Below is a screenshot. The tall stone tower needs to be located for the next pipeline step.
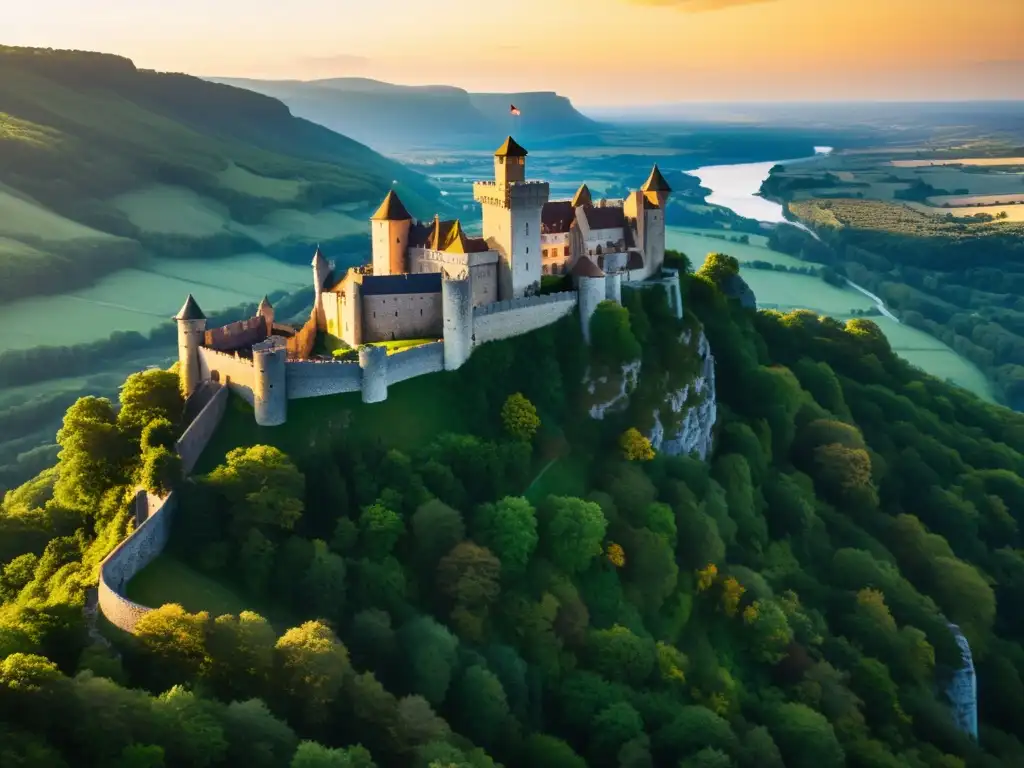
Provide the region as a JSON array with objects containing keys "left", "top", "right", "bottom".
[
  {"left": 175, "top": 294, "right": 206, "bottom": 398},
  {"left": 474, "top": 136, "right": 549, "bottom": 301},
  {"left": 252, "top": 336, "right": 287, "bottom": 427},
  {"left": 370, "top": 190, "right": 413, "bottom": 276},
  {"left": 641, "top": 164, "right": 671, "bottom": 276}
]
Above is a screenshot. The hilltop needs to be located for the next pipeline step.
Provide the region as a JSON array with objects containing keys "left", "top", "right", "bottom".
[
  {"left": 0, "top": 46, "right": 445, "bottom": 301},
  {"left": 210, "top": 76, "right": 602, "bottom": 151}
]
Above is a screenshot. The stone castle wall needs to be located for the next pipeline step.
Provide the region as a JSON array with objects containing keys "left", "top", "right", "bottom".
[
  {"left": 98, "top": 489, "right": 178, "bottom": 634},
  {"left": 205, "top": 316, "right": 265, "bottom": 352},
  {"left": 99, "top": 376, "right": 230, "bottom": 634},
  {"left": 198, "top": 347, "right": 255, "bottom": 405},
  {"left": 286, "top": 312, "right": 318, "bottom": 360},
  {"left": 176, "top": 384, "right": 229, "bottom": 474},
  {"left": 361, "top": 291, "right": 442, "bottom": 343},
  {"left": 387, "top": 342, "right": 445, "bottom": 385},
  {"left": 286, "top": 360, "right": 363, "bottom": 399},
  {"left": 473, "top": 291, "right": 577, "bottom": 345}
]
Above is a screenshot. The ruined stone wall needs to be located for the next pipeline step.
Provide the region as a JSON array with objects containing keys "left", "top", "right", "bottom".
[
  {"left": 97, "top": 490, "right": 177, "bottom": 634},
  {"left": 286, "top": 312, "right": 318, "bottom": 359},
  {"left": 472, "top": 291, "right": 577, "bottom": 345},
  {"left": 198, "top": 347, "right": 255, "bottom": 405},
  {"left": 361, "top": 292, "right": 443, "bottom": 343},
  {"left": 176, "top": 384, "right": 228, "bottom": 474},
  {"left": 386, "top": 342, "right": 444, "bottom": 385},
  {"left": 285, "top": 360, "right": 362, "bottom": 399}
]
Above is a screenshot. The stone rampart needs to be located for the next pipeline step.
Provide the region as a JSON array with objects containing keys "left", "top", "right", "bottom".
[
  {"left": 286, "top": 312, "right": 318, "bottom": 360},
  {"left": 198, "top": 347, "right": 255, "bottom": 405},
  {"left": 387, "top": 342, "right": 445, "bottom": 385},
  {"left": 97, "top": 490, "right": 177, "bottom": 634},
  {"left": 473, "top": 291, "right": 577, "bottom": 345},
  {"left": 286, "top": 360, "right": 363, "bottom": 399},
  {"left": 176, "top": 384, "right": 228, "bottom": 474},
  {"left": 205, "top": 316, "right": 266, "bottom": 351}
]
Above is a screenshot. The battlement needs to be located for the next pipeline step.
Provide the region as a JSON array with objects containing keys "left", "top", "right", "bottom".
[
  {"left": 473, "top": 180, "right": 550, "bottom": 208},
  {"left": 473, "top": 290, "right": 576, "bottom": 317}
]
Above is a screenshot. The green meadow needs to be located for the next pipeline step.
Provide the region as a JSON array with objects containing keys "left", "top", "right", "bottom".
[{"left": 0, "top": 253, "right": 312, "bottom": 353}]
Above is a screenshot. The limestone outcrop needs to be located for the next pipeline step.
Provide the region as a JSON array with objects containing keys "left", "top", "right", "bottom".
[{"left": 585, "top": 325, "right": 718, "bottom": 461}]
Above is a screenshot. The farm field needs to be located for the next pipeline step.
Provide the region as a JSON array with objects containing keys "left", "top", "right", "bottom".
[
  {"left": 906, "top": 202, "right": 1024, "bottom": 222},
  {"left": 667, "top": 228, "right": 798, "bottom": 267},
  {"left": 926, "top": 193, "right": 1024, "bottom": 207},
  {"left": 0, "top": 253, "right": 311, "bottom": 353},
  {"left": 891, "top": 157, "right": 1024, "bottom": 167}
]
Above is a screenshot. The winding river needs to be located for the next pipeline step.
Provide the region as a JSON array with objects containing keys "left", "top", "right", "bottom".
[{"left": 681, "top": 149, "right": 995, "bottom": 401}]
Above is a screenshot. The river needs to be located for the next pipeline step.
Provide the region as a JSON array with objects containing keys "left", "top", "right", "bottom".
[{"left": 680, "top": 149, "right": 995, "bottom": 401}]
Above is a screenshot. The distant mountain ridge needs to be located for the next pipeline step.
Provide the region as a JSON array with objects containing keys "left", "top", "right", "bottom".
[
  {"left": 210, "top": 76, "right": 602, "bottom": 151},
  {"left": 0, "top": 46, "right": 445, "bottom": 300}
]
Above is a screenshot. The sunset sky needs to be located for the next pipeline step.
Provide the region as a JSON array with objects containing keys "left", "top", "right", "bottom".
[{"left": 8, "top": 0, "right": 1024, "bottom": 104}]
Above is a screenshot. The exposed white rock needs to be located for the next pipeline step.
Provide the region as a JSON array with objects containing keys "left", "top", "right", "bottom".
[
  {"left": 649, "top": 330, "right": 717, "bottom": 460},
  {"left": 586, "top": 360, "right": 641, "bottom": 420}
]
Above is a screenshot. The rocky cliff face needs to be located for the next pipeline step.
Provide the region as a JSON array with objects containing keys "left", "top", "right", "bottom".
[
  {"left": 584, "top": 326, "right": 718, "bottom": 461},
  {"left": 649, "top": 330, "right": 717, "bottom": 460}
]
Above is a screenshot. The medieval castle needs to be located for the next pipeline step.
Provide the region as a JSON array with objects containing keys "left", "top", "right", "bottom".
[{"left": 174, "top": 137, "right": 683, "bottom": 425}]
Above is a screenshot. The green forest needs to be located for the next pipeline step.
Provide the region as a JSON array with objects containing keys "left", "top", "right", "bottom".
[{"left": 4, "top": 249, "right": 1024, "bottom": 767}]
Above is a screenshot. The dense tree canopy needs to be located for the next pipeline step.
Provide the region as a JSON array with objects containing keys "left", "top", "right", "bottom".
[{"left": 6, "top": 247, "right": 1024, "bottom": 768}]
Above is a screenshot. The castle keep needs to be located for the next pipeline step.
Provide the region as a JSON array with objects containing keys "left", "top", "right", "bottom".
[{"left": 175, "top": 137, "right": 680, "bottom": 425}]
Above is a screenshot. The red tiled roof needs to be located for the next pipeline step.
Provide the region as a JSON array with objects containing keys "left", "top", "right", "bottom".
[
  {"left": 572, "top": 255, "right": 605, "bottom": 278},
  {"left": 542, "top": 201, "right": 575, "bottom": 234},
  {"left": 583, "top": 205, "right": 626, "bottom": 230}
]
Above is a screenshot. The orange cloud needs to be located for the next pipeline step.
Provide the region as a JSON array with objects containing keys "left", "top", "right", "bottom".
[{"left": 628, "top": 0, "right": 776, "bottom": 10}]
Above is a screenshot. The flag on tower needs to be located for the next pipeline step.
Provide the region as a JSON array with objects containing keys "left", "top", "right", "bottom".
[{"left": 510, "top": 104, "right": 521, "bottom": 116}]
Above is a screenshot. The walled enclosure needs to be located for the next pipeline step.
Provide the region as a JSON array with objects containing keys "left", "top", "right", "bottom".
[{"left": 98, "top": 382, "right": 228, "bottom": 634}]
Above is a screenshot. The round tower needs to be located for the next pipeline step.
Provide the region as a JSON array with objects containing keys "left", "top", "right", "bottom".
[
  {"left": 175, "top": 294, "right": 206, "bottom": 398},
  {"left": 578, "top": 275, "right": 607, "bottom": 345},
  {"left": 370, "top": 190, "right": 413, "bottom": 276},
  {"left": 605, "top": 272, "right": 622, "bottom": 305},
  {"left": 252, "top": 336, "right": 288, "bottom": 426},
  {"left": 359, "top": 345, "right": 388, "bottom": 404},
  {"left": 442, "top": 272, "right": 473, "bottom": 370}
]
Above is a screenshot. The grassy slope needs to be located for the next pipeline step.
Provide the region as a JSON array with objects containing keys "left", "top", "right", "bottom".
[{"left": 0, "top": 46, "right": 444, "bottom": 300}]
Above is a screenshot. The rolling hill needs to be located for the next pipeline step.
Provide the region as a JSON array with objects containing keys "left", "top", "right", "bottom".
[
  {"left": 209, "top": 76, "right": 603, "bottom": 151},
  {"left": 0, "top": 46, "right": 446, "bottom": 301}
]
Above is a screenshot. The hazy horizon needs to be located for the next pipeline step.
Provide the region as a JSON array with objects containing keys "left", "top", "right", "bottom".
[{"left": 9, "top": 0, "right": 1024, "bottom": 105}]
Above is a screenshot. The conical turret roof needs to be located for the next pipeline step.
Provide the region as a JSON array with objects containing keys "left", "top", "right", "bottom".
[
  {"left": 495, "top": 136, "right": 528, "bottom": 158},
  {"left": 370, "top": 189, "right": 412, "bottom": 221},
  {"left": 641, "top": 164, "right": 672, "bottom": 193},
  {"left": 312, "top": 244, "right": 326, "bottom": 267},
  {"left": 175, "top": 294, "right": 205, "bottom": 321},
  {"left": 571, "top": 183, "right": 593, "bottom": 208},
  {"left": 258, "top": 295, "right": 272, "bottom": 311}
]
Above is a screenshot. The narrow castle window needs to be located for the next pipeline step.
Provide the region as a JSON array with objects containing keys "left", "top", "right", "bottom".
[{"left": 526, "top": 223, "right": 529, "bottom": 235}]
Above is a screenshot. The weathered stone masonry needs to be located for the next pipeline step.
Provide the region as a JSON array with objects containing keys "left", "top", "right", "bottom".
[{"left": 98, "top": 382, "right": 228, "bottom": 634}]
